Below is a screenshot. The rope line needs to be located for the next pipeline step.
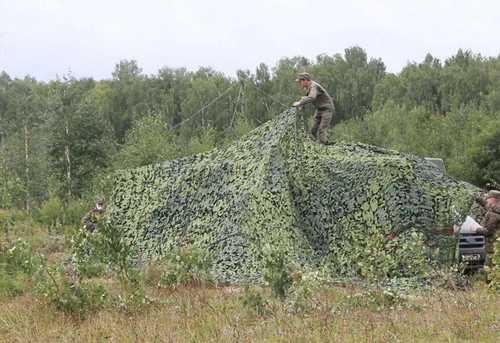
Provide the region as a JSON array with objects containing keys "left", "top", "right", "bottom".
[
  {"left": 171, "top": 83, "right": 237, "bottom": 130},
  {"left": 170, "top": 80, "right": 297, "bottom": 131},
  {"left": 246, "top": 81, "right": 293, "bottom": 109}
]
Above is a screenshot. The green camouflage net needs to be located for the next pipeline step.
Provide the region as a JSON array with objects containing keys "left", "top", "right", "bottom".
[{"left": 109, "top": 108, "right": 477, "bottom": 282}]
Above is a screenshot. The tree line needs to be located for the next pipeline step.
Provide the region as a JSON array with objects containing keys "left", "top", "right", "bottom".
[{"left": 0, "top": 47, "right": 499, "bottom": 211}]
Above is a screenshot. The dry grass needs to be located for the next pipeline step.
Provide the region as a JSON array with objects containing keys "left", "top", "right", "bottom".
[
  {"left": 1, "top": 226, "right": 498, "bottom": 342},
  {"left": 0, "top": 282, "right": 498, "bottom": 343}
]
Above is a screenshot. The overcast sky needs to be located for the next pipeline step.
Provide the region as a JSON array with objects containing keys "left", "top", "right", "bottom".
[{"left": 1, "top": 0, "right": 499, "bottom": 81}]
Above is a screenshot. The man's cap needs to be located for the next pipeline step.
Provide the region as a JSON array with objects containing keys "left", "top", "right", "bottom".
[
  {"left": 96, "top": 198, "right": 105, "bottom": 205},
  {"left": 486, "top": 190, "right": 500, "bottom": 199},
  {"left": 296, "top": 72, "right": 311, "bottom": 81}
]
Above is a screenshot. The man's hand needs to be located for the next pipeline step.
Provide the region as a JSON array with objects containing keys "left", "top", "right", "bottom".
[{"left": 292, "top": 101, "right": 301, "bottom": 107}]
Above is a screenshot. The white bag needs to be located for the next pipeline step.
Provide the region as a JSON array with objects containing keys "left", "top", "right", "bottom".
[{"left": 454, "top": 215, "right": 483, "bottom": 234}]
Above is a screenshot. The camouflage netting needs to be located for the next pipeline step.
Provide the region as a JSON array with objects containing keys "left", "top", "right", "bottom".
[{"left": 108, "top": 108, "right": 478, "bottom": 282}]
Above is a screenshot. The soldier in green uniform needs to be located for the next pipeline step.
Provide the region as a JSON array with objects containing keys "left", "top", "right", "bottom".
[
  {"left": 474, "top": 190, "right": 500, "bottom": 261},
  {"left": 292, "top": 72, "right": 335, "bottom": 144},
  {"left": 82, "top": 199, "right": 106, "bottom": 233}
]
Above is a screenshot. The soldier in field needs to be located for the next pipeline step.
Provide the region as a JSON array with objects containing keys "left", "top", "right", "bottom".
[
  {"left": 82, "top": 198, "right": 106, "bottom": 233},
  {"left": 292, "top": 72, "right": 335, "bottom": 144},
  {"left": 475, "top": 190, "right": 500, "bottom": 262}
]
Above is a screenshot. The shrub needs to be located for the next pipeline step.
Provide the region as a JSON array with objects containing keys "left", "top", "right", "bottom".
[
  {"left": 75, "top": 260, "right": 107, "bottom": 279},
  {"left": 0, "top": 270, "right": 25, "bottom": 298},
  {"left": 158, "top": 244, "right": 213, "bottom": 288},
  {"left": 286, "top": 270, "right": 324, "bottom": 313},
  {"left": 240, "top": 286, "right": 269, "bottom": 316},
  {"left": 262, "top": 244, "right": 292, "bottom": 300},
  {"left": 0, "top": 209, "right": 15, "bottom": 240},
  {"left": 71, "top": 222, "right": 138, "bottom": 284},
  {"left": 37, "top": 196, "right": 64, "bottom": 233},
  {"left": 466, "top": 120, "right": 500, "bottom": 186},
  {"left": 336, "top": 229, "right": 433, "bottom": 282},
  {"left": 428, "top": 265, "right": 470, "bottom": 290},
  {"left": 486, "top": 238, "right": 499, "bottom": 292},
  {"left": 144, "top": 261, "right": 165, "bottom": 287},
  {"left": 71, "top": 230, "right": 107, "bottom": 279},
  {"left": 113, "top": 275, "right": 153, "bottom": 314},
  {"left": 70, "top": 227, "right": 153, "bottom": 313},
  {"left": 0, "top": 239, "right": 45, "bottom": 298},
  {"left": 34, "top": 266, "right": 108, "bottom": 319},
  {"left": 64, "top": 199, "right": 90, "bottom": 228},
  {"left": 1, "top": 210, "right": 36, "bottom": 238},
  {"left": 3, "top": 239, "right": 45, "bottom": 275}
]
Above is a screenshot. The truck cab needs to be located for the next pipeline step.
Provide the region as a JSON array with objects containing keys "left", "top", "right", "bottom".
[
  {"left": 424, "top": 157, "right": 487, "bottom": 269},
  {"left": 455, "top": 216, "right": 487, "bottom": 270}
]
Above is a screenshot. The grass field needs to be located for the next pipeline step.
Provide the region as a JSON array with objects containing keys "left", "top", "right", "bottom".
[
  {"left": 1, "top": 281, "right": 498, "bottom": 342},
  {"left": 0, "top": 224, "right": 499, "bottom": 343}
]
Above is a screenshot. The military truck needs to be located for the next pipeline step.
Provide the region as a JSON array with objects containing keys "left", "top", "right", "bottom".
[
  {"left": 454, "top": 216, "right": 487, "bottom": 270},
  {"left": 424, "top": 157, "right": 487, "bottom": 269}
]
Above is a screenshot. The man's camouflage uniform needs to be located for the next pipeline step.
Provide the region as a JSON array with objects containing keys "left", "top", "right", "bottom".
[
  {"left": 295, "top": 75, "right": 335, "bottom": 144},
  {"left": 82, "top": 206, "right": 105, "bottom": 233},
  {"left": 475, "top": 190, "right": 500, "bottom": 259}
]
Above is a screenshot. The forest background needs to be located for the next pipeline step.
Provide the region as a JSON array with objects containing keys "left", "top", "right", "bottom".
[{"left": 1, "top": 47, "right": 499, "bottom": 216}]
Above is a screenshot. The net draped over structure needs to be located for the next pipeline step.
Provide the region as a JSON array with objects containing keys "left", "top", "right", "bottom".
[{"left": 109, "top": 108, "right": 477, "bottom": 282}]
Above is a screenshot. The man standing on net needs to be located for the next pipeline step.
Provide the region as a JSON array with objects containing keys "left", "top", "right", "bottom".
[{"left": 292, "top": 72, "right": 335, "bottom": 144}]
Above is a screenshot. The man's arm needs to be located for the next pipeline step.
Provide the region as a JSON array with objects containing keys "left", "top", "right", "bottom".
[{"left": 293, "top": 83, "right": 318, "bottom": 107}]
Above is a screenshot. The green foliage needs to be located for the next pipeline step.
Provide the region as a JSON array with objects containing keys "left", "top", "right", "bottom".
[
  {"left": 262, "top": 244, "right": 293, "bottom": 299},
  {"left": 285, "top": 270, "right": 323, "bottom": 313},
  {"left": 0, "top": 169, "right": 25, "bottom": 209},
  {"left": 352, "top": 230, "right": 432, "bottom": 281},
  {"left": 34, "top": 266, "right": 108, "bottom": 319},
  {"left": 46, "top": 77, "right": 114, "bottom": 198},
  {"left": 312, "top": 47, "right": 386, "bottom": 121},
  {"left": 486, "top": 238, "right": 499, "bottom": 292},
  {"left": 70, "top": 225, "right": 153, "bottom": 313},
  {"left": 33, "top": 197, "right": 88, "bottom": 233},
  {"left": 157, "top": 244, "right": 213, "bottom": 288},
  {"left": 0, "top": 209, "right": 15, "bottom": 239},
  {"left": 76, "top": 260, "right": 107, "bottom": 279},
  {"left": 331, "top": 289, "right": 409, "bottom": 313},
  {"left": 36, "top": 196, "right": 64, "bottom": 232},
  {"left": 183, "top": 127, "right": 218, "bottom": 156},
  {"left": 70, "top": 230, "right": 108, "bottom": 278},
  {"left": 2, "top": 48, "right": 500, "bottom": 211},
  {"left": 0, "top": 270, "right": 24, "bottom": 298},
  {"left": 71, "top": 222, "right": 137, "bottom": 283},
  {"left": 240, "top": 286, "right": 270, "bottom": 316},
  {"left": 0, "top": 238, "right": 44, "bottom": 298},
  {"left": 64, "top": 199, "right": 90, "bottom": 227},
  {"left": 466, "top": 120, "right": 500, "bottom": 186},
  {"left": 428, "top": 265, "right": 471, "bottom": 290},
  {"left": 332, "top": 103, "right": 494, "bottom": 184},
  {"left": 114, "top": 280, "right": 152, "bottom": 314},
  {"left": 111, "top": 115, "right": 179, "bottom": 170},
  {"left": 2, "top": 238, "right": 45, "bottom": 275}
]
